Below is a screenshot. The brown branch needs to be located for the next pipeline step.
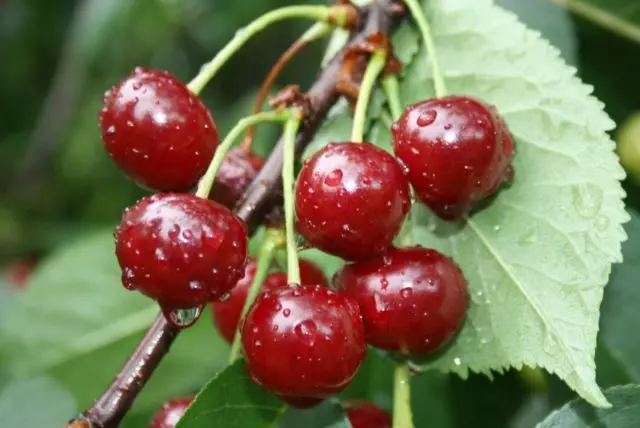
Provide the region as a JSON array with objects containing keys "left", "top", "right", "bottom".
[{"left": 66, "top": 1, "right": 400, "bottom": 427}]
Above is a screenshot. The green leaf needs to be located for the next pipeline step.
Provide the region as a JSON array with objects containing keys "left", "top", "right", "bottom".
[
  {"left": 386, "top": 0, "right": 628, "bottom": 407},
  {"left": 176, "top": 360, "right": 286, "bottom": 428},
  {"left": 547, "top": 0, "right": 640, "bottom": 45},
  {"left": 0, "top": 231, "right": 228, "bottom": 413},
  {"left": 0, "top": 376, "right": 76, "bottom": 427},
  {"left": 597, "top": 210, "right": 640, "bottom": 386},
  {"left": 278, "top": 400, "right": 352, "bottom": 428},
  {"left": 537, "top": 384, "right": 640, "bottom": 427}
]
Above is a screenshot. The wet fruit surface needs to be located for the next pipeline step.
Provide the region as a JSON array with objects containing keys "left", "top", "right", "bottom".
[
  {"left": 242, "top": 285, "right": 366, "bottom": 399},
  {"left": 295, "top": 142, "right": 411, "bottom": 261},
  {"left": 334, "top": 246, "right": 468, "bottom": 355},
  {"left": 115, "top": 193, "right": 248, "bottom": 309},
  {"left": 149, "top": 397, "right": 192, "bottom": 428},
  {"left": 212, "top": 259, "right": 329, "bottom": 343},
  {"left": 209, "top": 147, "right": 265, "bottom": 209},
  {"left": 100, "top": 67, "right": 219, "bottom": 192},
  {"left": 391, "top": 96, "right": 514, "bottom": 220},
  {"left": 343, "top": 401, "right": 391, "bottom": 428}
]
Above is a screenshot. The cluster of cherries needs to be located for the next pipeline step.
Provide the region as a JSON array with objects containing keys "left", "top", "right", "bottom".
[{"left": 100, "top": 64, "right": 514, "bottom": 426}]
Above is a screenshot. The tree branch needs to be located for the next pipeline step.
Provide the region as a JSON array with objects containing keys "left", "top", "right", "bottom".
[{"left": 66, "top": 2, "right": 400, "bottom": 426}]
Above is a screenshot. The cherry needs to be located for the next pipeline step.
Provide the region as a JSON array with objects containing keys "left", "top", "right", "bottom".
[
  {"left": 211, "top": 259, "right": 328, "bottom": 343},
  {"left": 242, "top": 285, "right": 366, "bottom": 401},
  {"left": 100, "top": 67, "right": 219, "bottom": 192},
  {"left": 343, "top": 401, "right": 391, "bottom": 428},
  {"left": 334, "top": 246, "right": 468, "bottom": 355},
  {"left": 115, "top": 193, "right": 248, "bottom": 310},
  {"left": 209, "top": 147, "right": 265, "bottom": 209},
  {"left": 295, "top": 142, "right": 411, "bottom": 261},
  {"left": 391, "top": 95, "right": 514, "bottom": 220},
  {"left": 4, "top": 260, "right": 35, "bottom": 289},
  {"left": 149, "top": 397, "right": 192, "bottom": 428},
  {"left": 279, "top": 395, "right": 324, "bottom": 409}
]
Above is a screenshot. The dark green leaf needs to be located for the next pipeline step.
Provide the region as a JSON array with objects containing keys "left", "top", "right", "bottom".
[
  {"left": 0, "top": 231, "right": 227, "bottom": 413},
  {"left": 0, "top": 376, "right": 76, "bottom": 428},
  {"left": 279, "top": 400, "right": 352, "bottom": 428},
  {"left": 176, "top": 360, "right": 285, "bottom": 428},
  {"left": 548, "top": 0, "right": 640, "bottom": 44},
  {"left": 597, "top": 210, "right": 640, "bottom": 386},
  {"left": 537, "top": 384, "right": 640, "bottom": 427}
]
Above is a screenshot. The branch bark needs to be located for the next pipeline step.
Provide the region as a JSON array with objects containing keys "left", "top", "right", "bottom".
[{"left": 66, "top": 2, "right": 400, "bottom": 426}]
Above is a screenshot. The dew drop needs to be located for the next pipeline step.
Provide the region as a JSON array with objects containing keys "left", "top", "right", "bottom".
[
  {"left": 106, "top": 125, "right": 116, "bottom": 135},
  {"left": 324, "top": 169, "right": 343, "bottom": 187},
  {"left": 380, "top": 278, "right": 389, "bottom": 290},
  {"left": 416, "top": 109, "right": 437, "bottom": 127},
  {"left": 443, "top": 123, "right": 453, "bottom": 130},
  {"left": 126, "top": 120, "right": 134, "bottom": 128},
  {"left": 189, "top": 280, "right": 203, "bottom": 291},
  {"left": 453, "top": 357, "right": 462, "bottom": 366},
  {"left": 122, "top": 268, "right": 137, "bottom": 290},
  {"left": 572, "top": 183, "right": 603, "bottom": 219},
  {"left": 294, "top": 320, "right": 318, "bottom": 346},
  {"left": 163, "top": 305, "right": 203, "bottom": 329},
  {"left": 595, "top": 215, "right": 609, "bottom": 231},
  {"left": 400, "top": 287, "right": 413, "bottom": 299},
  {"left": 283, "top": 308, "right": 291, "bottom": 317}
]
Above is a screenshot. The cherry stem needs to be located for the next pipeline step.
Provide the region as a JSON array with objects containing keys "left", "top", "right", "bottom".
[
  {"left": 194, "top": 110, "right": 292, "bottom": 199},
  {"left": 241, "top": 22, "right": 332, "bottom": 153},
  {"left": 187, "top": 5, "right": 341, "bottom": 95},
  {"left": 227, "top": 229, "right": 283, "bottom": 364},
  {"left": 382, "top": 75, "right": 403, "bottom": 120},
  {"left": 282, "top": 110, "right": 303, "bottom": 284},
  {"left": 383, "top": 74, "right": 415, "bottom": 246},
  {"left": 351, "top": 48, "right": 387, "bottom": 142},
  {"left": 393, "top": 362, "right": 415, "bottom": 428},
  {"left": 402, "top": 0, "right": 447, "bottom": 98}
]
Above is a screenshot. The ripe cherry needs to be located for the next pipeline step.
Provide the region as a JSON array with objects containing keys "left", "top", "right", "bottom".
[
  {"left": 211, "top": 258, "right": 328, "bottom": 343},
  {"left": 334, "top": 246, "right": 468, "bottom": 355},
  {"left": 343, "top": 401, "right": 391, "bottom": 428},
  {"left": 295, "top": 142, "right": 411, "bottom": 261},
  {"left": 100, "top": 67, "right": 219, "bottom": 192},
  {"left": 4, "top": 260, "right": 35, "bottom": 289},
  {"left": 149, "top": 397, "right": 192, "bottom": 428},
  {"left": 391, "top": 96, "right": 514, "bottom": 221},
  {"left": 209, "top": 147, "right": 265, "bottom": 209},
  {"left": 115, "top": 193, "right": 248, "bottom": 310},
  {"left": 242, "top": 285, "right": 366, "bottom": 401}
]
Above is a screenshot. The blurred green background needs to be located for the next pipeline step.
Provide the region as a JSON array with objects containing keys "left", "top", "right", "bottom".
[{"left": 0, "top": 0, "right": 639, "bottom": 426}]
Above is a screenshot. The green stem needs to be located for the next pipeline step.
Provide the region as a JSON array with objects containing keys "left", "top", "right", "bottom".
[
  {"left": 282, "top": 111, "right": 303, "bottom": 284},
  {"left": 382, "top": 75, "right": 404, "bottom": 121},
  {"left": 227, "top": 231, "right": 281, "bottom": 364},
  {"left": 194, "top": 111, "right": 291, "bottom": 199},
  {"left": 403, "top": 0, "right": 447, "bottom": 97},
  {"left": 187, "top": 5, "right": 334, "bottom": 94},
  {"left": 393, "top": 362, "right": 415, "bottom": 428},
  {"left": 351, "top": 49, "right": 387, "bottom": 142}
]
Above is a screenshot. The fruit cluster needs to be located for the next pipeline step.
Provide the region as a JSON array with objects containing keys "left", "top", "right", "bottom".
[{"left": 100, "top": 58, "right": 513, "bottom": 424}]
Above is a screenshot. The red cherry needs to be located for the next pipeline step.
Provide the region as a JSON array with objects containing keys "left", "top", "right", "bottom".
[
  {"left": 295, "top": 142, "right": 411, "bottom": 261},
  {"left": 242, "top": 285, "right": 366, "bottom": 400},
  {"left": 279, "top": 395, "right": 324, "bottom": 409},
  {"left": 334, "top": 246, "right": 468, "bottom": 355},
  {"left": 115, "top": 193, "right": 248, "bottom": 310},
  {"left": 211, "top": 259, "right": 328, "bottom": 343},
  {"left": 343, "top": 401, "right": 391, "bottom": 428},
  {"left": 149, "top": 397, "right": 192, "bottom": 428},
  {"left": 209, "top": 147, "right": 265, "bottom": 209},
  {"left": 391, "top": 96, "right": 514, "bottom": 220},
  {"left": 100, "top": 67, "right": 219, "bottom": 192}
]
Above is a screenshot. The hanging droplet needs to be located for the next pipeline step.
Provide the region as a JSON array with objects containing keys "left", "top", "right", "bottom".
[{"left": 162, "top": 305, "right": 204, "bottom": 329}]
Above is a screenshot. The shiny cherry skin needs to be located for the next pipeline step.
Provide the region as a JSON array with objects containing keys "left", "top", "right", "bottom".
[
  {"left": 149, "top": 397, "right": 192, "bottom": 428},
  {"left": 209, "top": 147, "right": 265, "bottom": 209},
  {"left": 343, "top": 401, "right": 391, "bottom": 428},
  {"left": 211, "top": 259, "right": 328, "bottom": 343},
  {"left": 295, "top": 142, "right": 411, "bottom": 261},
  {"left": 334, "top": 246, "right": 468, "bottom": 355},
  {"left": 115, "top": 193, "right": 248, "bottom": 310},
  {"left": 100, "top": 67, "right": 219, "bottom": 192},
  {"left": 391, "top": 96, "right": 514, "bottom": 220},
  {"left": 242, "top": 285, "right": 366, "bottom": 400}
]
